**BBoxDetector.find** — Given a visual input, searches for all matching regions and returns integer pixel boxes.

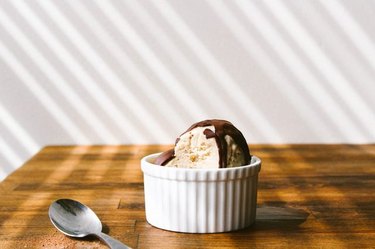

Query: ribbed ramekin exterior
[141,154,261,233]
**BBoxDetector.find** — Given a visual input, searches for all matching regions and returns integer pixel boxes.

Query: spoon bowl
[49,199,130,249]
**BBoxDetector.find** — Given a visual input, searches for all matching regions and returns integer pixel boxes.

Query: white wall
[1,0,375,181]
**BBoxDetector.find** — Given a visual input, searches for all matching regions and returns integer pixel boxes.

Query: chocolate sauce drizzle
[154,119,251,167]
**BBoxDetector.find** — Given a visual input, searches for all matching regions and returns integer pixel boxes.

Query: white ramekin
[141,153,261,233]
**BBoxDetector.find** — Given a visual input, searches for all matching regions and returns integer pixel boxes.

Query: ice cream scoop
[155,119,251,168]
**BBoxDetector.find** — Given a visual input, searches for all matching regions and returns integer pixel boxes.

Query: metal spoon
[49,198,131,249]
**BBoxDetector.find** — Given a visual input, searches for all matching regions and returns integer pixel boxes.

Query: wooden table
[0,144,374,248]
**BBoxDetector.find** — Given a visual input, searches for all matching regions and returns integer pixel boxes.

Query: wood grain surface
[0,144,374,248]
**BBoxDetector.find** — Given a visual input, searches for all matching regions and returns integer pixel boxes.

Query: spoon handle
[96,232,131,249]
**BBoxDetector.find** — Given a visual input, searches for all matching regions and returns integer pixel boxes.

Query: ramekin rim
[141,152,261,172]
